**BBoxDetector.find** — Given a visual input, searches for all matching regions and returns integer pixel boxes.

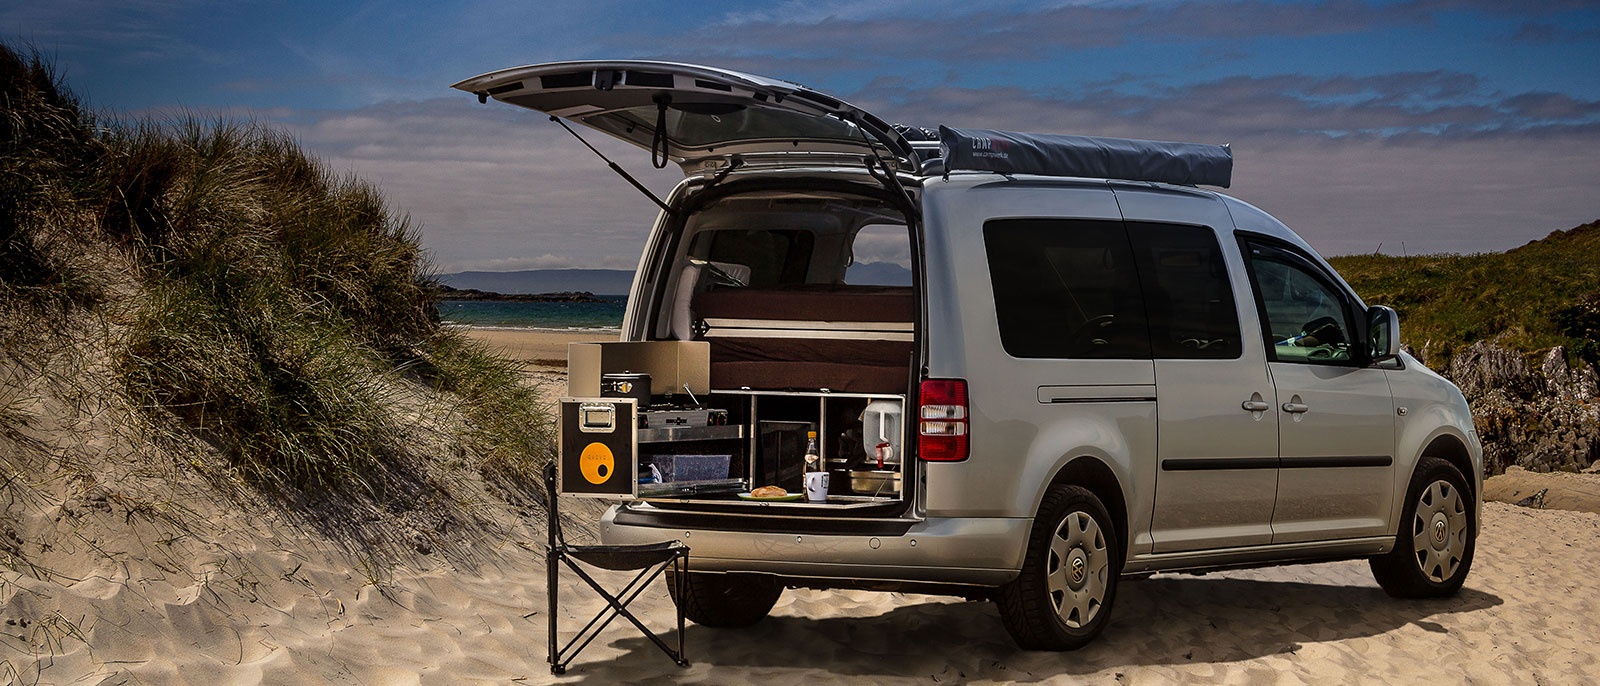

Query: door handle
[1241,399,1271,412]
[1281,402,1309,414]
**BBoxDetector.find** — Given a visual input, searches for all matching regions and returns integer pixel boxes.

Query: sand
[460,327,615,372]
[7,327,1599,684]
[1485,466,1600,515]
[9,501,1596,685]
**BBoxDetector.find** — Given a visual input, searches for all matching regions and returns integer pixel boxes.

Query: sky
[6,0,1600,272]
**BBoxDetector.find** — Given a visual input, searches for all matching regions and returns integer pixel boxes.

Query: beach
[10,496,1596,684]
[8,326,1600,685]
[461,327,616,372]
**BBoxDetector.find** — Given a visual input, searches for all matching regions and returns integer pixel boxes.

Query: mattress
[693,285,915,323]
[692,286,915,393]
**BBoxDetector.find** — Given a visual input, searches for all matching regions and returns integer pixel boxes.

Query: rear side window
[983,219,1150,359]
[1126,223,1242,359]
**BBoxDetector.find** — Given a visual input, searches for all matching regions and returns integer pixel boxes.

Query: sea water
[438,296,626,332]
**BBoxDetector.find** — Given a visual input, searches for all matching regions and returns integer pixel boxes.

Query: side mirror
[1368,305,1400,362]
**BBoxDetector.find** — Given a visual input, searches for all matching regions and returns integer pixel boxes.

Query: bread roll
[751,485,787,498]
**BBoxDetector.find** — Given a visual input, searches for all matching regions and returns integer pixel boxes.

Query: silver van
[456,61,1483,650]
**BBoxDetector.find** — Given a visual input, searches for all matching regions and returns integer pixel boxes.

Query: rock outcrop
[1437,342,1600,475]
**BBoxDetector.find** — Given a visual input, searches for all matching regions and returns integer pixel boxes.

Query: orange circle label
[579,442,615,485]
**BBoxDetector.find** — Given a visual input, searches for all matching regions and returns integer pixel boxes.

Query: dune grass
[1,43,551,495]
[415,330,553,485]
[0,46,103,311]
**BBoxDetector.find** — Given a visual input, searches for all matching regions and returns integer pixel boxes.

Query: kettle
[858,400,903,468]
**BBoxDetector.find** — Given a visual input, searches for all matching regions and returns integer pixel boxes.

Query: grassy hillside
[1,44,549,497]
[1330,221,1600,367]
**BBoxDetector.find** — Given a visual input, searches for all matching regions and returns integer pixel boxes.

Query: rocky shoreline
[434,285,605,302]
[1416,341,1600,475]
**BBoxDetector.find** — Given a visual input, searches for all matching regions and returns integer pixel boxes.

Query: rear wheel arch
[1043,456,1128,561]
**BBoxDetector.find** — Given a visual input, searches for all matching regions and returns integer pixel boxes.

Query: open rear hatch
[463,62,922,518]
[451,60,918,175]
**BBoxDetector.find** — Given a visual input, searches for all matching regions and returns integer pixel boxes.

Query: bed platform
[692,285,914,394]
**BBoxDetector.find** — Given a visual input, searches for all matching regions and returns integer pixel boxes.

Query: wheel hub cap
[1046,511,1109,629]
[1411,479,1468,583]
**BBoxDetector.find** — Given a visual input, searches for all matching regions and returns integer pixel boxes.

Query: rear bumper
[599,504,1029,586]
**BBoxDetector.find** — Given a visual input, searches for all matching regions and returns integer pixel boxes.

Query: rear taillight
[918,378,969,462]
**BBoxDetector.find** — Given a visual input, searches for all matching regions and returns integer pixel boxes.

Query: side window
[1244,244,1357,364]
[1126,223,1241,359]
[983,219,1150,359]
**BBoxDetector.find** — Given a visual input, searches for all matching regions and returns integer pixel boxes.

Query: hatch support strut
[548,115,675,216]
[850,114,921,220]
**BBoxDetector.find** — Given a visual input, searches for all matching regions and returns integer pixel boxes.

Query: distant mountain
[441,262,912,294]
[845,261,913,286]
[434,285,604,302]
[438,269,635,296]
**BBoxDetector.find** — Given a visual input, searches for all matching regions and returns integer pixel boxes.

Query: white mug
[803,472,830,502]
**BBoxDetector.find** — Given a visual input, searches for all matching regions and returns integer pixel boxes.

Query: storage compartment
[757,419,813,494]
[557,391,907,508]
[739,391,907,505]
[568,340,710,399]
[636,399,748,498]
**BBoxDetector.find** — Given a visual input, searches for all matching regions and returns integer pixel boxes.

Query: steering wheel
[1070,314,1116,346]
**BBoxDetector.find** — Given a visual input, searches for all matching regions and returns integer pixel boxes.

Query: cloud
[451,254,574,272]
[1225,135,1600,256]
[257,97,680,274]
[0,1,218,62]
[835,73,1599,256]
[857,71,1600,142]
[186,59,1591,273]
[612,1,1440,65]
[1512,21,1600,43]
[1501,92,1600,120]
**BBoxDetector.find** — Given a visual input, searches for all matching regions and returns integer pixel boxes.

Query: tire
[665,570,783,628]
[995,485,1121,650]
[1369,456,1476,598]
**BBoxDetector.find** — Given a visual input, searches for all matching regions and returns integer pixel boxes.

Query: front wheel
[1369,456,1476,597]
[995,485,1120,650]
